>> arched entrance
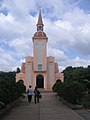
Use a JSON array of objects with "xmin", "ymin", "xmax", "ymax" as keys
[{"xmin": 36, "ymin": 74, "xmax": 44, "ymax": 88}]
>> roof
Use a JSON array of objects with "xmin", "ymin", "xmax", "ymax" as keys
[{"xmin": 34, "ymin": 31, "xmax": 46, "ymax": 37}]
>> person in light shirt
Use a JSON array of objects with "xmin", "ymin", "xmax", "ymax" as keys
[{"xmin": 27, "ymin": 85, "xmax": 33, "ymax": 103}]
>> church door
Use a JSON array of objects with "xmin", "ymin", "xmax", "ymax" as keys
[{"xmin": 36, "ymin": 74, "xmax": 44, "ymax": 88}]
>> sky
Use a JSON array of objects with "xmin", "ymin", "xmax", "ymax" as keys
[{"xmin": 0, "ymin": 0, "xmax": 90, "ymax": 72}]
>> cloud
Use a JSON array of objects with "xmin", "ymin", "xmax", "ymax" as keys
[
  {"xmin": 2, "ymin": 0, "xmax": 37, "ymax": 18},
  {"xmin": 0, "ymin": 7, "xmax": 8, "ymax": 16},
  {"xmin": 0, "ymin": 0, "xmax": 90, "ymax": 71},
  {"xmin": 9, "ymin": 37, "xmax": 33, "ymax": 57},
  {"xmin": 58, "ymin": 56, "xmax": 90, "ymax": 71},
  {"xmin": 45, "ymin": 8, "xmax": 90, "ymax": 57},
  {"xmin": 0, "ymin": 46, "xmax": 19, "ymax": 71}
]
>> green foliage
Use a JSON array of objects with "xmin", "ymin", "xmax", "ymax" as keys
[
  {"xmin": 52, "ymin": 82, "xmax": 61, "ymax": 92},
  {"xmin": 53, "ymin": 65, "xmax": 90, "ymax": 106},
  {"xmin": 81, "ymin": 94, "xmax": 90, "ymax": 108},
  {"xmin": 63, "ymin": 66, "xmax": 85, "ymax": 83},
  {"xmin": 16, "ymin": 80, "xmax": 26, "ymax": 95},
  {"xmin": 83, "ymin": 79, "xmax": 90, "ymax": 89},
  {"xmin": 16, "ymin": 67, "xmax": 21, "ymax": 73},
  {"xmin": 63, "ymin": 82, "xmax": 85, "ymax": 104},
  {"xmin": 0, "ymin": 71, "xmax": 26, "ymax": 105},
  {"xmin": 52, "ymin": 79, "xmax": 62, "ymax": 92},
  {"xmin": 63, "ymin": 66, "xmax": 90, "ymax": 91},
  {"xmin": 53, "ymin": 81, "xmax": 86, "ymax": 104}
]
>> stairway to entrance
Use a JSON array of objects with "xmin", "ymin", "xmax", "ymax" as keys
[{"xmin": 38, "ymin": 88, "xmax": 53, "ymax": 93}]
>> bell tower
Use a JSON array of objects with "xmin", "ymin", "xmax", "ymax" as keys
[{"xmin": 33, "ymin": 11, "xmax": 48, "ymax": 72}]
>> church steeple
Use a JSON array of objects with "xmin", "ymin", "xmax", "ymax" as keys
[
  {"xmin": 33, "ymin": 10, "xmax": 47, "ymax": 38},
  {"xmin": 37, "ymin": 10, "xmax": 44, "ymax": 31}
]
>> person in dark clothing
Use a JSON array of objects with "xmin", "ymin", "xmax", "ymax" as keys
[{"xmin": 34, "ymin": 87, "xmax": 40, "ymax": 103}]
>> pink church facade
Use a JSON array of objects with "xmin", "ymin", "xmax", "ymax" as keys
[{"xmin": 16, "ymin": 11, "xmax": 64, "ymax": 90}]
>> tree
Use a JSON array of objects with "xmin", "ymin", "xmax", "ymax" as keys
[
  {"xmin": 0, "ymin": 71, "xmax": 26, "ymax": 105},
  {"xmin": 16, "ymin": 67, "xmax": 21, "ymax": 73},
  {"xmin": 63, "ymin": 82, "xmax": 85, "ymax": 104}
]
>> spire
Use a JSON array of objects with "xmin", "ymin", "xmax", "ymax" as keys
[
  {"xmin": 37, "ymin": 10, "xmax": 44, "ymax": 31},
  {"xmin": 37, "ymin": 10, "xmax": 43, "ymax": 25}
]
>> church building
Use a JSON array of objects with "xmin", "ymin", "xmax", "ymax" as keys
[{"xmin": 16, "ymin": 11, "xmax": 64, "ymax": 90}]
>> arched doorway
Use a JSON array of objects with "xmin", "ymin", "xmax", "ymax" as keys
[{"xmin": 36, "ymin": 74, "xmax": 44, "ymax": 88}]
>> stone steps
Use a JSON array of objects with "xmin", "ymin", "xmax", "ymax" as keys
[{"xmin": 38, "ymin": 88, "xmax": 53, "ymax": 93}]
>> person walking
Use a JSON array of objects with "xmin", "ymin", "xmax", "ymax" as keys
[
  {"xmin": 27, "ymin": 85, "xmax": 33, "ymax": 103},
  {"xmin": 34, "ymin": 87, "xmax": 40, "ymax": 104}
]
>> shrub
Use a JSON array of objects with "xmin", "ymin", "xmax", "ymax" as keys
[
  {"xmin": 0, "ymin": 79, "xmax": 26, "ymax": 105},
  {"xmin": 52, "ymin": 80, "xmax": 63, "ymax": 93},
  {"xmin": 62, "ymin": 82, "xmax": 85, "ymax": 104},
  {"xmin": 52, "ymin": 81, "xmax": 86, "ymax": 104}
]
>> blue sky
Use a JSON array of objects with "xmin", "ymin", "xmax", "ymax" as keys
[{"xmin": 0, "ymin": 0, "xmax": 90, "ymax": 71}]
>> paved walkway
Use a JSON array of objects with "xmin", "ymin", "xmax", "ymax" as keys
[{"xmin": 1, "ymin": 93, "xmax": 85, "ymax": 120}]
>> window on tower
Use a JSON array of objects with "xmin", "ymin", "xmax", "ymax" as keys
[{"xmin": 38, "ymin": 64, "xmax": 42, "ymax": 70}]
